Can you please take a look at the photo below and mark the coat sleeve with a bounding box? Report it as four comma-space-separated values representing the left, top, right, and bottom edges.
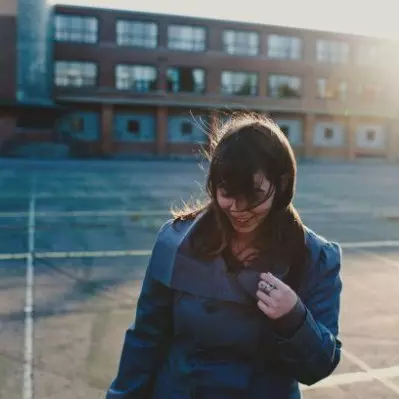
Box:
274, 241, 343, 386
106, 227, 174, 399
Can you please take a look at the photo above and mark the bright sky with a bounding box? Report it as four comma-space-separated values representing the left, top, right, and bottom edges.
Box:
54, 0, 399, 39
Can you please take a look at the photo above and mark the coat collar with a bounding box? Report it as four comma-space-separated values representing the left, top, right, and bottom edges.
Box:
150, 211, 290, 305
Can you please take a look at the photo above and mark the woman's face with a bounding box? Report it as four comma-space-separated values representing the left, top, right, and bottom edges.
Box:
216, 172, 275, 234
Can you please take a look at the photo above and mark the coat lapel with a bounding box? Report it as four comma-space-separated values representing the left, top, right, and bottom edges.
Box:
171, 252, 254, 305
150, 213, 291, 305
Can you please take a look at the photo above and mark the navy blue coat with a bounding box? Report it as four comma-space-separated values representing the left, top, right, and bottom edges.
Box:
106, 215, 343, 398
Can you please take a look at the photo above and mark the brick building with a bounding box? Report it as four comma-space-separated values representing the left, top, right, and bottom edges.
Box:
1, 1, 399, 160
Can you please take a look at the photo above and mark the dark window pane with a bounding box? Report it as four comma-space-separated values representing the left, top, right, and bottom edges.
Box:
366, 129, 376, 141
324, 127, 334, 139
127, 119, 140, 134
181, 122, 192, 135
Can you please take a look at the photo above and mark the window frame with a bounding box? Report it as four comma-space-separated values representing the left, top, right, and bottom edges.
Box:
267, 73, 302, 98
316, 78, 347, 101
316, 39, 350, 64
115, 64, 158, 92
267, 34, 302, 60
54, 60, 98, 88
166, 66, 206, 94
54, 14, 98, 44
223, 29, 260, 56
116, 19, 158, 48
220, 70, 259, 96
167, 24, 207, 52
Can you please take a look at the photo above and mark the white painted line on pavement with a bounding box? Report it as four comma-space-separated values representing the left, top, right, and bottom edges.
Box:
1, 239, 399, 262
341, 241, 399, 249
0, 209, 171, 218
337, 349, 399, 395
301, 365, 399, 391
0, 250, 152, 260
23, 183, 35, 399
301, 348, 399, 392
0, 249, 151, 260
353, 249, 399, 270
0, 253, 28, 260
34, 249, 152, 258
0, 207, 398, 219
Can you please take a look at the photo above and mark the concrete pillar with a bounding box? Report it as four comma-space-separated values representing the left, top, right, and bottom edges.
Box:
259, 71, 267, 97
261, 32, 268, 58
302, 31, 316, 63
207, 68, 220, 95
100, 104, 113, 156
157, 63, 167, 92
304, 113, 315, 160
346, 116, 356, 161
208, 25, 221, 53
156, 106, 167, 155
158, 21, 168, 49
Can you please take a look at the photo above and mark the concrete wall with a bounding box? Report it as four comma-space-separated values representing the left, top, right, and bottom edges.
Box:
0, 16, 16, 102
0, 0, 17, 16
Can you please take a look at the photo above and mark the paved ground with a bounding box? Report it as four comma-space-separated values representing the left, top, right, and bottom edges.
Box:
0, 159, 399, 399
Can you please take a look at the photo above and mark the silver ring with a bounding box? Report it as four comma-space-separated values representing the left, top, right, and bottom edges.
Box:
260, 281, 276, 295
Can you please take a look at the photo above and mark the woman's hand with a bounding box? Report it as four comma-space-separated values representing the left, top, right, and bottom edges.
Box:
256, 272, 298, 319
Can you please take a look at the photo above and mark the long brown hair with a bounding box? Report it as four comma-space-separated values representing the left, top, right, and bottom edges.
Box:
172, 112, 309, 292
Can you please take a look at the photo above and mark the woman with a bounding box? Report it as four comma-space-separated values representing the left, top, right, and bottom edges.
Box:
106, 113, 343, 398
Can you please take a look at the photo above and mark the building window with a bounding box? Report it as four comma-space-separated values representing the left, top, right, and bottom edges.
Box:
167, 25, 206, 52
115, 65, 157, 91
268, 35, 302, 60
223, 30, 259, 56
268, 74, 301, 98
127, 120, 140, 134
357, 44, 381, 65
317, 78, 347, 101
116, 20, 158, 48
366, 129, 376, 141
324, 127, 334, 139
221, 71, 258, 96
358, 83, 383, 101
54, 14, 98, 43
316, 40, 349, 63
166, 67, 205, 94
54, 61, 97, 87
181, 122, 193, 135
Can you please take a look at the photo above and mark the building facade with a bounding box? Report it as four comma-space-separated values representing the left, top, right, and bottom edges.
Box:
1, 2, 399, 160
0, 0, 63, 152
